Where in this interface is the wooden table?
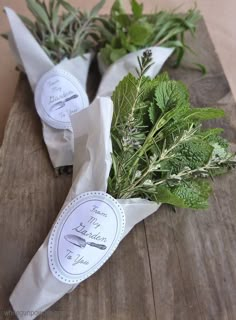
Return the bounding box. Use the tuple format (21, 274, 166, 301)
(0, 20, 236, 320)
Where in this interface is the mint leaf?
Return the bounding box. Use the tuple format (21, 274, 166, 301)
(171, 179, 212, 209)
(131, 0, 143, 19)
(112, 73, 139, 124)
(148, 102, 159, 125)
(111, 0, 125, 19)
(161, 139, 213, 174)
(154, 80, 189, 113)
(110, 48, 127, 62)
(154, 185, 186, 207)
(100, 44, 113, 65)
(155, 179, 212, 209)
(138, 73, 170, 102)
(128, 21, 152, 46)
(115, 14, 131, 27)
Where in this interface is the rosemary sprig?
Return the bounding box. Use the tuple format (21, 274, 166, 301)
(108, 50, 236, 209)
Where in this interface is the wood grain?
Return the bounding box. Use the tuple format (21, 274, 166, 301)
(0, 20, 236, 320)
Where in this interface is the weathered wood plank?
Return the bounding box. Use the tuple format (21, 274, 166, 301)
(0, 55, 157, 320)
(145, 20, 236, 320)
(0, 19, 235, 320)
(0, 76, 72, 314)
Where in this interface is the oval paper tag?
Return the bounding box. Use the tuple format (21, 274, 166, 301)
(35, 68, 89, 130)
(48, 191, 125, 284)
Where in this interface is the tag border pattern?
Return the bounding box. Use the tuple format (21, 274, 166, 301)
(35, 68, 89, 130)
(48, 191, 125, 284)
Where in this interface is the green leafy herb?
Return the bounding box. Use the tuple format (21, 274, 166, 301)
(7, 0, 105, 63)
(107, 50, 236, 209)
(98, 0, 201, 67)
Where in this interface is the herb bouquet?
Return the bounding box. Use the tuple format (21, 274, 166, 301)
(9, 52, 235, 319)
(4, 0, 104, 172)
(97, 0, 201, 96)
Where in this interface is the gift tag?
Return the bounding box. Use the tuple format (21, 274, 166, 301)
(48, 191, 125, 284)
(35, 68, 89, 130)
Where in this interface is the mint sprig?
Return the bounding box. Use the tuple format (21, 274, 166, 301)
(99, 0, 201, 68)
(107, 50, 236, 209)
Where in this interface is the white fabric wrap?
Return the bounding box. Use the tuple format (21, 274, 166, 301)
(5, 7, 93, 168)
(8, 36, 175, 320)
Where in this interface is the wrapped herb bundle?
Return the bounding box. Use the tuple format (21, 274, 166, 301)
(107, 50, 236, 208)
(97, 0, 201, 73)
(4, 0, 104, 172)
(10, 52, 235, 319)
(97, 0, 202, 100)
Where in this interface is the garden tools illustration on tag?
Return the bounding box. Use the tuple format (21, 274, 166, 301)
(65, 234, 107, 250)
(51, 94, 79, 111)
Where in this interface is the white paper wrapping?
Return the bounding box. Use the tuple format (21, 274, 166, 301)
(97, 46, 174, 97)
(10, 97, 113, 319)
(5, 7, 93, 168)
(10, 97, 160, 320)
(8, 33, 173, 320)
